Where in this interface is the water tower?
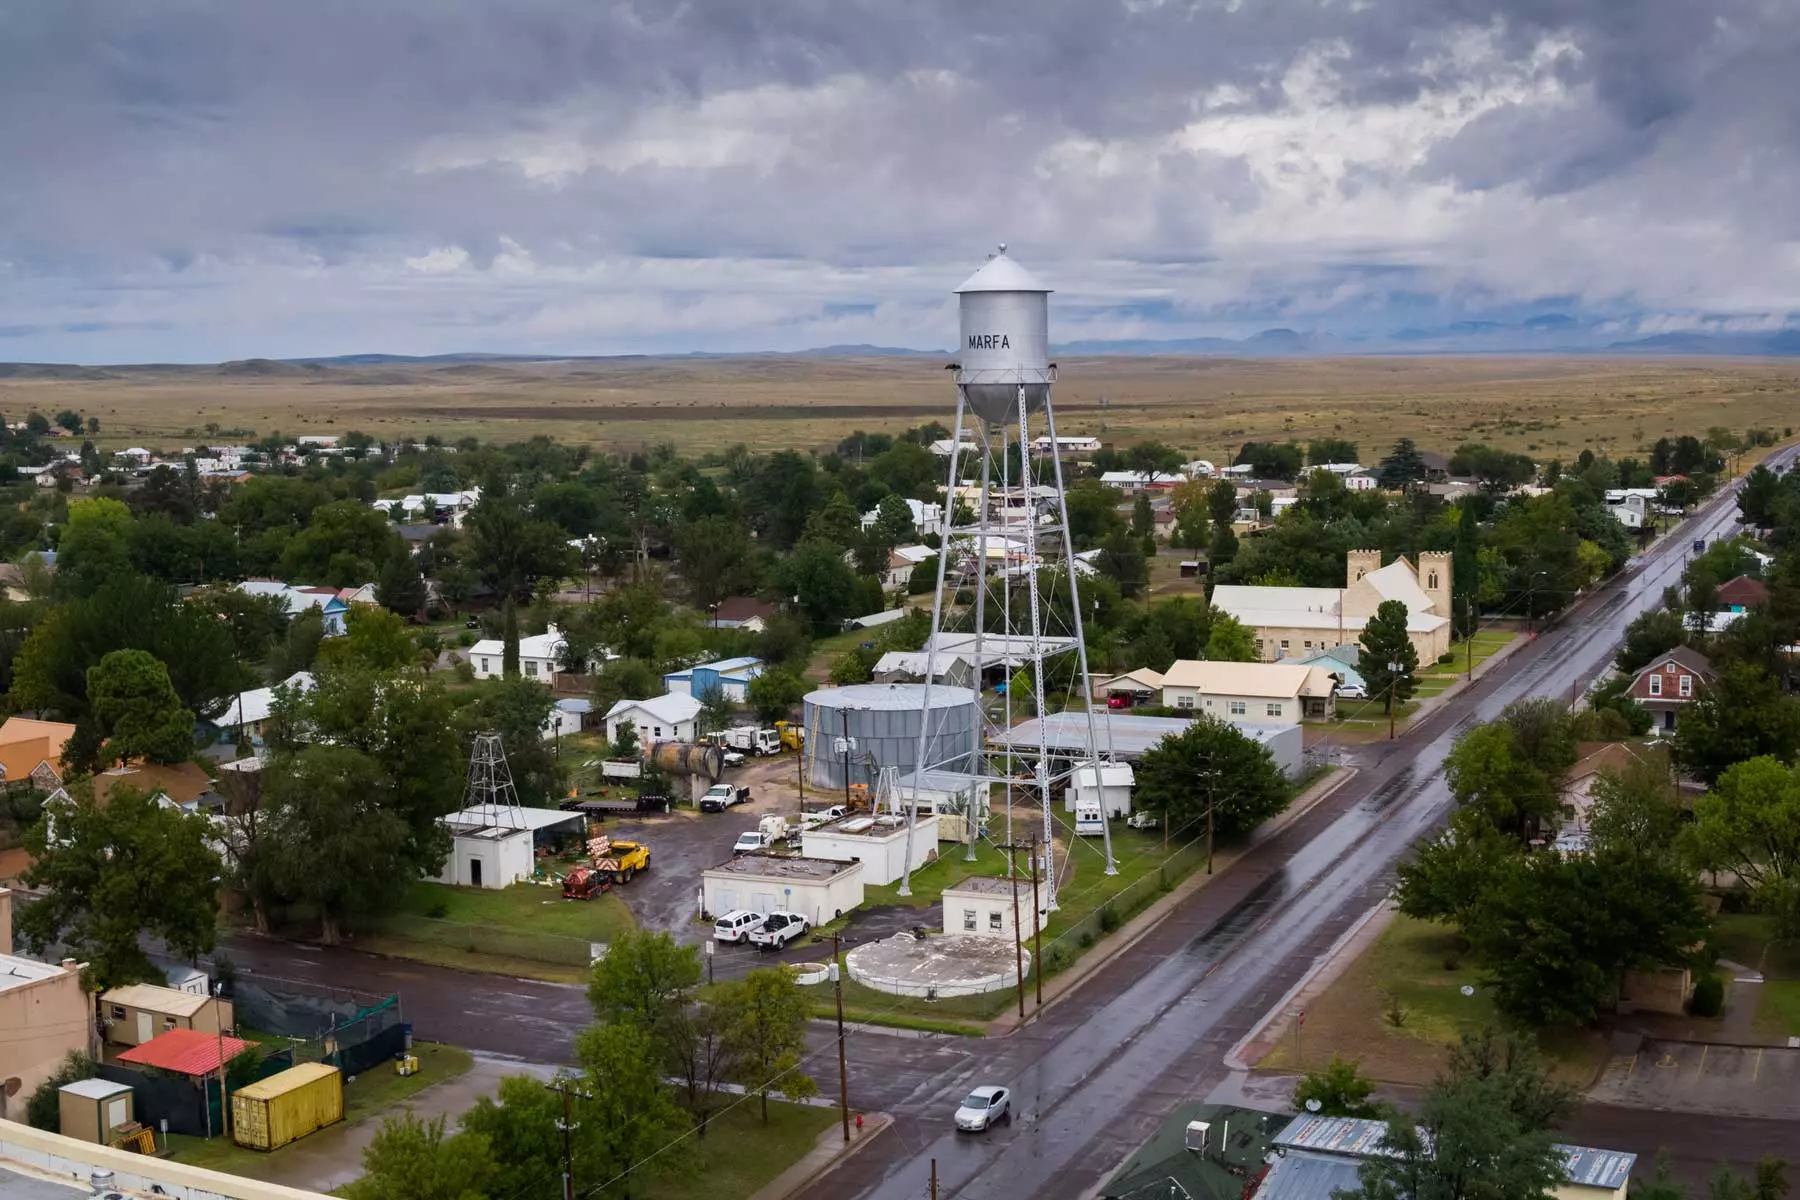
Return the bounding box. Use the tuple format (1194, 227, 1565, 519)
(901, 246, 1117, 907)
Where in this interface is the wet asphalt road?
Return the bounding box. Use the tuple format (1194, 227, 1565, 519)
(214, 451, 1799, 1197)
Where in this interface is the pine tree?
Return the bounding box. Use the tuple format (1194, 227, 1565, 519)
(1358, 599, 1420, 714)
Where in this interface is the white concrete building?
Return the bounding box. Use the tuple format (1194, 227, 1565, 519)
(801, 813, 941, 886)
(942, 876, 1047, 941)
(702, 855, 865, 926)
(1158, 660, 1338, 723)
(542, 697, 593, 741)
(437, 806, 580, 890)
(469, 625, 567, 682)
(604, 693, 703, 745)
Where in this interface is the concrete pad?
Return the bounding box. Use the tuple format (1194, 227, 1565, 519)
(1588, 1039, 1800, 1120)
(846, 931, 1027, 998)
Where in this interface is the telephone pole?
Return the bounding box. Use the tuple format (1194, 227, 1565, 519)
(1000, 841, 1029, 1018)
(1030, 836, 1044, 1006)
(545, 1078, 585, 1200)
(833, 933, 850, 1143)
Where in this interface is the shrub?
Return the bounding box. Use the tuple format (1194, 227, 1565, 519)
(1690, 973, 1725, 1018)
(426, 902, 450, 920)
(1098, 905, 1121, 934)
(1078, 930, 1095, 949)
(1437, 652, 1456, 665)
(27, 1052, 93, 1130)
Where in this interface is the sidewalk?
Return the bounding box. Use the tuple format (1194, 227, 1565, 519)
(747, 1112, 894, 1200)
(985, 765, 1360, 1036)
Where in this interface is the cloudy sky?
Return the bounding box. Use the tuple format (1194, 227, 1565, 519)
(2, 0, 1797, 362)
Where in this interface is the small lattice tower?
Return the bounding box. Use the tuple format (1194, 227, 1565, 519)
(465, 731, 523, 830)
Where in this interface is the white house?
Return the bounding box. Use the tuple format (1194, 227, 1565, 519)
(702, 855, 864, 926)
(873, 650, 974, 690)
(1030, 435, 1101, 456)
(1604, 488, 1658, 529)
(881, 544, 937, 590)
(800, 813, 940, 886)
(1158, 660, 1337, 724)
(1066, 763, 1135, 818)
(1182, 460, 1216, 478)
(604, 693, 703, 746)
(663, 657, 763, 703)
(942, 875, 1047, 942)
(860, 498, 943, 538)
(437, 805, 582, 890)
(469, 625, 567, 682)
(542, 697, 594, 741)
(214, 671, 315, 746)
(929, 439, 980, 458)
(235, 580, 350, 636)
(1098, 471, 1181, 491)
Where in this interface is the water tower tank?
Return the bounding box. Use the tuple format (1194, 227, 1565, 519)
(955, 245, 1052, 426)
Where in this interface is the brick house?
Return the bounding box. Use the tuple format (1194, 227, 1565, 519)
(1629, 646, 1717, 732)
(1715, 574, 1769, 611)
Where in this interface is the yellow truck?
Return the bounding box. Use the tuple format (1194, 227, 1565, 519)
(774, 721, 807, 752)
(585, 834, 650, 884)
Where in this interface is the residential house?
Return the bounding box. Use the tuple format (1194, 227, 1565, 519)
(1290, 644, 1368, 693)
(0, 717, 76, 790)
(469, 625, 567, 682)
(1098, 470, 1181, 492)
(1629, 645, 1717, 732)
(1182, 459, 1216, 478)
(872, 650, 975, 690)
(0, 551, 54, 602)
(1157, 660, 1337, 723)
(842, 609, 910, 633)
(1604, 487, 1659, 529)
(1717, 574, 1769, 611)
(236, 580, 351, 636)
(928, 438, 980, 458)
(1100, 1104, 1285, 1200)
(881, 545, 937, 591)
(663, 656, 763, 702)
(710, 597, 777, 631)
(92, 761, 217, 814)
(214, 671, 315, 746)
(860, 497, 944, 538)
(1030, 434, 1101, 456)
(605, 693, 704, 745)
(334, 583, 379, 607)
(0, 889, 91, 1120)
(1211, 549, 1454, 664)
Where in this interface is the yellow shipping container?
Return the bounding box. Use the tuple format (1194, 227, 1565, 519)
(231, 1063, 344, 1151)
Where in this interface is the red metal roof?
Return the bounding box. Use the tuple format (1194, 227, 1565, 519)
(117, 1028, 252, 1075)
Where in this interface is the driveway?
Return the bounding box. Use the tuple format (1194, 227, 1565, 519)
(1588, 1038, 1800, 1120)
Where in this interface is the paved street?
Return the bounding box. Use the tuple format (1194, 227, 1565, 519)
(212, 451, 1800, 1199)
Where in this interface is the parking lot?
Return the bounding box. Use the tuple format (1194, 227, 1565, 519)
(1588, 1038, 1800, 1120)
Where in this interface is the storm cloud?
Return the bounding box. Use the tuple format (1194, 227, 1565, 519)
(1, 0, 1796, 360)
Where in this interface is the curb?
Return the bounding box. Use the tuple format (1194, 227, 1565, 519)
(985, 765, 1360, 1037)
(1223, 899, 1392, 1071)
(747, 1112, 895, 1200)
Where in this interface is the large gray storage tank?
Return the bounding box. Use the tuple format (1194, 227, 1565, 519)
(803, 683, 979, 791)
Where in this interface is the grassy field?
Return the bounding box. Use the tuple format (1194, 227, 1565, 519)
(639, 1101, 838, 1200)
(350, 880, 634, 982)
(9, 355, 1799, 460)
(165, 1042, 474, 1180)
(1256, 913, 1605, 1085)
(1712, 913, 1800, 1038)
(1328, 631, 1515, 734)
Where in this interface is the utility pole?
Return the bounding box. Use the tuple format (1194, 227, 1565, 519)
(840, 709, 852, 810)
(833, 933, 850, 1144)
(930, 1158, 939, 1200)
(1465, 595, 1475, 682)
(1205, 768, 1216, 875)
(1003, 842, 1027, 1018)
(1030, 836, 1044, 1006)
(1387, 660, 1401, 740)
(545, 1077, 583, 1200)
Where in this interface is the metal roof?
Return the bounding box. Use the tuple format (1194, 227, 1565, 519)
(1275, 1115, 1394, 1156)
(991, 712, 1292, 759)
(804, 683, 978, 712)
(58, 1078, 132, 1100)
(1271, 1117, 1635, 1191)
(101, 982, 217, 1018)
(1557, 1144, 1637, 1190)
(954, 248, 1051, 294)
(117, 1028, 252, 1076)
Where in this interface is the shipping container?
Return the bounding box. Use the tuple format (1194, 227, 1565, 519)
(231, 1063, 343, 1150)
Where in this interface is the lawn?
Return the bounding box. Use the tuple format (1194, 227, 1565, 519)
(353, 880, 634, 980)
(638, 1100, 838, 1200)
(1256, 913, 1604, 1086)
(1422, 631, 1516, 676)
(804, 627, 873, 681)
(166, 1042, 474, 1180)
(1712, 912, 1800, 1038)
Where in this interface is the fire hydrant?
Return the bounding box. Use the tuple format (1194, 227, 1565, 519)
(855, 1113, 865, 1133)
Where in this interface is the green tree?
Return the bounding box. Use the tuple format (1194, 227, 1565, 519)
(1615, 608, 1688, 675)
(1395, 813, 1517, 929)
(1442, 715, 1569, 843)
(377, 545, 427, 618)
(1096, 528, 1148, 598)
(342, 1112, 496, 1200)
(591, 657, 663, 713)
(1673, 663, 1800, 786)
(1291, 1056, 1381, 1117)
(455, 679, 563, 807)
(587, 928, 703, 1041)
(610, 720, 640, 761)
(1203, 612, 1258, 662)
(778, 537, 863, 630)
(267, 605, 327, 679)
(746, 667, 806, 726)
(1132, 716, 1291, 840)
(85, 648, 194, 764)
(1131, 492, 1154, 539)
(1684, 756, 1800, 938)
(1207, 478, 1239, 527)
(263, 744, 412, 945)
(54, 497, 134, 598)
(465, 490, 579, 667)
(573, 1022, 692, 1196)
(457, 1075, 563, 1196)
(1169, 481, 1210, 553)
(1357, 599, 1419, 714)
(191, 588, 293, 662)
(19, 788, 221, 988)
(1377, 438, 1428, 490)
(829, 647, 878, 685)
(675, 515, 754, 612)
(1442, 1027, 1575, 1131)
(317, 604, 419, 673)
(726, 967, 818, 1122)
(1307, 438, 1359, 466)
(280, 499, 403, 586)
(25, 1052, 94, 1131)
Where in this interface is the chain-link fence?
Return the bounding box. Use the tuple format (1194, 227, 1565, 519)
(358, 912, 597, 967)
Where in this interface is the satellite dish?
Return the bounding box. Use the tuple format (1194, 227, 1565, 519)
(1460, 985, 1475, 997)
(1304, 1098, 1322, 1113)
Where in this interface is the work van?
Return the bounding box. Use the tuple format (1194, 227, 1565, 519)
(1073, 797, 1105, 837)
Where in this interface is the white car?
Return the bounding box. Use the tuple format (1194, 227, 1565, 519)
(733, 831, 770, 855)
(1336, 683, 1369, 700)
(722, 750, 747, 768)
(954, 1085, 1011, 1132)
(747, 911, 809, 951)
(713, 910, 766, 943)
